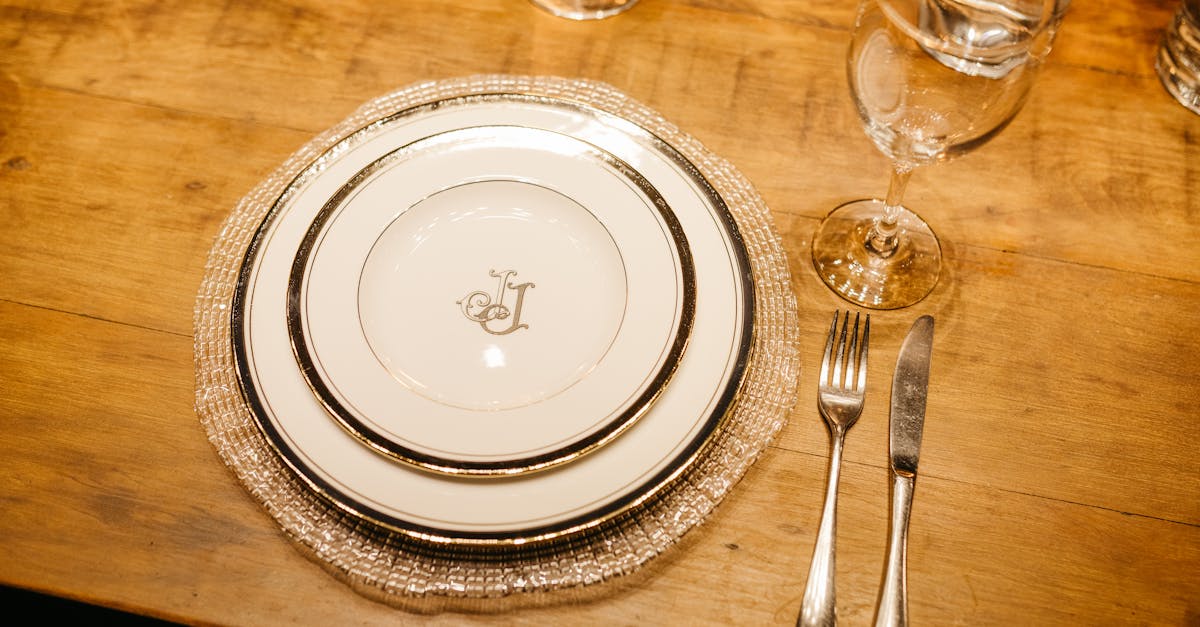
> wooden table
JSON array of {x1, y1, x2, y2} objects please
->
[{"x1": 2, "y1": 0, "x2": 1197, "y2": 624}]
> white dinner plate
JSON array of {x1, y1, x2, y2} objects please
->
[
  {"x1": 291, "y1": 125, "x2": 695, "y2": 475},
  {"x1": 231, "y1": 93, "x2": 753, "y2": 544}
]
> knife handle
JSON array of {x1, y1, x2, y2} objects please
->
[{"x1": 875, "y1": 472, "x2": 915, "y2": 627}]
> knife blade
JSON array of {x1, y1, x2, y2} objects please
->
[
  {"x1": 875, "y1": 315, "x2": 935, "y2": 627},
  {"x1": 889, "y1": 315, "x2": 934, "y2": 477}
]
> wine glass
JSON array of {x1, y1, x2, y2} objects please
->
[{"x1": 811, "y1": 0, "x2": 1062, "y2": 309}]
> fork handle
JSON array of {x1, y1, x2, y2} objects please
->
[
  {"x1": 874, "y1": 472, "x2": 915, "y2": 627},
  {"x1": 798, "y1": 430, "x2": 846, "y2": 627}
]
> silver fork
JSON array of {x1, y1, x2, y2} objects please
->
[{"x1": 798, "y1": 310, "x2": 870, "y2": 627}]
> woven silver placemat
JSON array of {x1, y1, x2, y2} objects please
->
[{"x1": 193, "y1": 74, "x2": 799, "y2": 610}]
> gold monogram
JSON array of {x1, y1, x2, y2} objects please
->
[{"x1": 457, "y1": 269, "x2": 535, "y2": 335}]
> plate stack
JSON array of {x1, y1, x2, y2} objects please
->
[{"x1": 194, "y1": 75, "x2": 799, "y2": 605}]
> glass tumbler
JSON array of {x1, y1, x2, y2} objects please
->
[{"x1": 1157, "y1": 0, "x2": 1200, "y2": 114}]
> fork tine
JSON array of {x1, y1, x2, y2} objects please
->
[
  {"x1": 845, "y1": 312, "x2": 860, "y2": 388},
  {"x1": 819, "y1": 310, "x2": 839, "y2": 386},
  {"x1": 856, "y1": 314, "x2": 870, "y2": 392},
  {"x1": 832, "y1": 311, "x2": 849, "y2": 387}
]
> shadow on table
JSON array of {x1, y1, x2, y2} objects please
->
[{"x1": 0, "y1": 585, "x2": 182, "y2": 625}]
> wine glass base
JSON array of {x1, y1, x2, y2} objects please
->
[{"x1": 811, "y1": 199, "x2": 942, "y2": 310}]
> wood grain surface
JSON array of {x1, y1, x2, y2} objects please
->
[{"x1": 1, "y1": 0, "x2": 1197, "y2": 625}]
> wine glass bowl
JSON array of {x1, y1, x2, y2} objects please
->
[{"x1": 812, "y1": 0, "x2": 1059, "y2": 309}]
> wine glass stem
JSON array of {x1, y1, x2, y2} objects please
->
[{"x1": 866, "y1": 166, "x2": 913, "y2": 258}]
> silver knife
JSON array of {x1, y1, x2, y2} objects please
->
[{"x1": 874, "y1": 315, "x2": 935, "y2": 627}]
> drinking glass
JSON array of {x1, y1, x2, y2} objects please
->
[
  {"x1": 1157, "y1": 0, "x2": 1200, "y2": 114},
  {"x1": 812, "y1": 0, "x2": 1061, "y2": 309},
  {"x1": 528, "y1": 0, "x2": 638, "y2": 20}
]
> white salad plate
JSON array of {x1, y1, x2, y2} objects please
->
[
  {"x1": 291, "y1": 125, "x2": 694, "y2": 476},
  {"x1": 231, "y1": 93, "x2": 753, "y2": 543}
]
